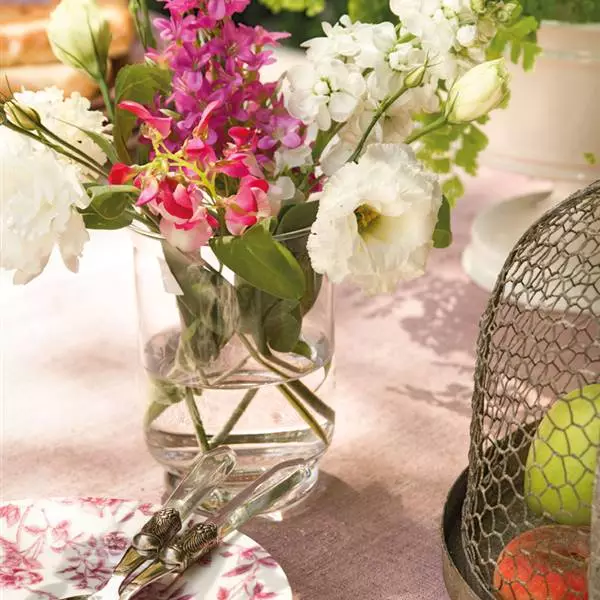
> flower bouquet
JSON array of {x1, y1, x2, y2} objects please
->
[{"x1": 1, "y1": 0, "x2": 529, "y2": 510}]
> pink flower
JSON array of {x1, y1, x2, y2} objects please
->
[
  {"x1": 259, "y1": 113, "x2": 303, "y2": 150},
  {"x1": 142, "y1": 179, "x2": 218, "y2": 252},
  {"x1": 103, "y1": 532, "x2": 129, "y2": 555},
  {"x1": 225, "y1": 177, "x2": 272, "y2": 236},
  {"x1": 0, "y1": 568, "x2": 43, "y2": 589},
  {"x1": 118, "y1": 101, "x2": 173, "y2": 138},
  {"x1": 108, "y1": 163, "x2": 135, "y2": 185},
  {"x1": 0, "y1": 504, "x2": 20, "y2": 526}
]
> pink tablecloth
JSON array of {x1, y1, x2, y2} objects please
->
[{"x1": 0, "y1": 168, "x2": 548, "y2": 599}]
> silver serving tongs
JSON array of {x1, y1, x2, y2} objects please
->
[
  {"x1": 118, "y1": 458, "x2": 311, "y2": 600},
  {"x1": 87, "y1": 447, "x2": 236, "y2": 599}
]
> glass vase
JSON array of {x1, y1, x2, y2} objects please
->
[{"x1": 131, "y1": 226, "x2": 335, "y2": 517}]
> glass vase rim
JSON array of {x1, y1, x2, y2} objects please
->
[{"x1": 129, "y1": 223, "x2": 312, "y2": 242}]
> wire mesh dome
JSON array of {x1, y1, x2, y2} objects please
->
[{"x1": 461, "y1": 181, "x2": 600, "y2": 599}]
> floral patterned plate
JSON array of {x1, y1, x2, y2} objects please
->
[{"x1": 0, "y1": 498, "x2": 292, "y2": 600}]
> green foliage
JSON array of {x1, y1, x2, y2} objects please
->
[
  {"x1": 113, "y1": 63, "x2": 172, "y2": 163},
  {"x1": 276, "y1": 201, "x2": 319, "y2": 234},
  {"x1": 82, "y1": 129, "x2": 120, "y2": 164},
  {"x1": 263, "y1": 300, "x2": 303, "y2": 351},
  {"x1": 162, "y1": 243, "x2": 239, "y2": 364},
  {"x1": 487, "y1": 15, "x2": 541, "y2": 70},
  {"x1": 79, "y1": 184, "x2": 138, "y2": 229},
  {"x1": 258, "y1": 0, "x2": 325, "y2": 16},
  {"x1": 347, "y1": 0, "x2": 393, "y2": 24},
  {"x1": 416, "y1": 113, "x2": 489, "y2": 206},
  {"x1": 519, "y1": 0, "x2": 600, "y2": 23},
  {"x1": 584, "y1": 152, "x2": 598, "y2": 165},
  {"x1": 210, "y1": 220, "x2": 306, "y2": 301},
  {"x1": 433, "y1": 197, "x2": 452, "y2": 249}
]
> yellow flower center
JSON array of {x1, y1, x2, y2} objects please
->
[{"x1": 354, "y1": 204, "x2": 381, "y2": 235}]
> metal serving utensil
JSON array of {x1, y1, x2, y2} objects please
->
[
  {"x1": 117, "y1": 458, "x2": 311, "y2": 600},
  {"x1": 60, "y1": 446, "x2": 237, "y2": 600}
]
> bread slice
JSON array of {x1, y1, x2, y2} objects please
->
[
  {"x1": 0, "y1": 61, "x2": 100, "y2": 99},
  {"x1": 0, "y1": 0, "x2": 135, "y2": 68}
]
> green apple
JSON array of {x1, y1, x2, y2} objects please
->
[{"x1": 524, "y1": 384, "x2": 600, "y2": 526}]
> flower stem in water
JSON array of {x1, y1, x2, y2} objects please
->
[
  {"x1": 184, "y1": 387, "x2": 210, "y2": 452},
  {"x1": 209, "y1": 387, "x2": 259, "y2": 449}
]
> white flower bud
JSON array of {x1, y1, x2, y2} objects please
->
[
  {"x1": 404, "y1": 64, "x2": 427, "y2": 89},
  {"x1": 4, "y1": 101, "x2": 42, "y2": 131},
  {"x1": 47, "y1": 0, "x2": 111, "y2": 80},
  {"x1": 445, "y1": 59, "x2": 510, "y2": 124}
]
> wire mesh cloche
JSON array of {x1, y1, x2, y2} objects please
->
[{"x1": 461, "y1": 181, "x2": 600, "y2": 599}]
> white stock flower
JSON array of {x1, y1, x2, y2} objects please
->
[
  {"x1": 13, "y1": 87, "x2": 109, "y2": 177},
  {"x1": 0, "y1": 129, "x2": 91, "y2": 284},
  {"x1": 275, "y1": 144, "x2": 312, "y2": 172},
  {"x1": 286, "y1": 59, "x2": 366, "y2": 130},
  {"x1": 307, "y1": 143, "x2": 442, "y2": 294}
]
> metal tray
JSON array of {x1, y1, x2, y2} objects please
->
[{"x1": 441, "y1": 468, "x2": 489, "y2": 600}]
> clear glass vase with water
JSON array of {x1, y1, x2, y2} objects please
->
[{"x1": 132, "y1": 227, "x2": 335, "y2": 517}]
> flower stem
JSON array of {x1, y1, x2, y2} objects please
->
[
  {"x1": 184, "y1": 387, "x2": 210, "y2": 452},
  {"x1": 237, "y1": 333, "x2": 334, "y2": 442},
  {"x1": 2, "y1": 122, "x2": 107, "y2": 178},
  {"x1": 348, "y1": 85, "x2": 408, "y2": 164},
  {"x1": 404, "y1": 115, "x2": 447, "y2": 145},
  {"x1": 277, "y1": 384, "x2": 329, "y2": 445},
  {"x1": 209, "y1": 388, "x2": 259, "y2": 449},
  {"x1": 97, "y1": 77, "x2": 115, "y2": 121},
  {"x1": 38, "y1": 123, "x2": 108, "y2": 172}
]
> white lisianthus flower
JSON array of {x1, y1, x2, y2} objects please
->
[
  {"x1": 13, "y1": 87, "x2": 109, "y2": 177},
  {"x1": 0, "y1": 129, "x2": 91, "y2": 284},
  {"x1": 446, "y1": 58, "x2": 510, "y2": 123},
  {"x1": 47, "y1": 0, "x2": 111, "y2": 79},
  {"x1": 307, "y1": 144, "x2": 442, "y2": 294},
  {"x1": 286, "y1": 59, "x2": 366, "y2": 130}
]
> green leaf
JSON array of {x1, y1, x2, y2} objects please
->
[
  {"x1": 276, "y1": 201, "x2": 319, "y2": 235},
  {"x1": 257, "y1": 0, "x2": 325, "y2": 16},
  {"x1": 71, "y1": 126, "x2": 119, "y2": 164},
  {"x1": 348, "y1": 0, "x2": 393, "y2": 22},
  {"x1": 80, "y1": 207, "x2": 133, "y2": 230},
  {"x1": 79, "y1": 184, "x2": 138, "y2": 229},
  {"x1": 584, "y1": 152, "x2": 598, "y2": 166},
  {"x1": 162, "y1": 243, "x2": 239, "y2": 364},
  {"x1": 442, "y1": 177, "x2": 465, "y2": 207},
  {"x1": 113, "y1": 63, "x2": 172, "y2": 163},
  {"x1": 210, "y1": 221, "x2": 306, "y2": 301},
  {"x1": 433, "y1": 197, "x2": 453, "y2": 249},
  {"x1": 292, "y1": 340, "x2": 313, "y2": 359},
  {"x1": 263, "y1": 301, "x2": 302, "y2": 352}
]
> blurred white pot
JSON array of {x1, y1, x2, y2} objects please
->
[{"x1": 464, "y1": 21, "x2": 600, "y2": 292}]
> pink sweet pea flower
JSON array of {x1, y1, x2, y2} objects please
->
[
  {"x1": 137, "y1": 176, "x2": 160, "y2": 206},
  {"x1": 159, "y1": 183, "x2": 219, "y2": 252},
  {"x1": 225, "y1": 177, "x2": 272, "y2": 236},
  {"x1": 108, "y1": 163, "x2": 135, "y2": 185},
  {"x1": 118, "y1": 101, "x2": 173, "y2": 138}
]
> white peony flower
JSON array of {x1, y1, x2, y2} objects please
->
[
  {"x1": 0, "y1": 128, "x2": 91, "y2": 284},
  {"x1": 285, "y1": 59, "x2": 366, "y2": 131},
  {"x1": 307, "y1": 143, "x2": 442, "y2": 294},
  {"x1": 13, "y1": 87, "x2": 109, "y2": 177}
]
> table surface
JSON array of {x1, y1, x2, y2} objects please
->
[{"x1": 0, "y1": 169, "x2": 548, "y2": 599}]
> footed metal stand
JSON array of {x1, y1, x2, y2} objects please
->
[{"x1": 442, "y1": 469, "x2": 486, "y2": 600}]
